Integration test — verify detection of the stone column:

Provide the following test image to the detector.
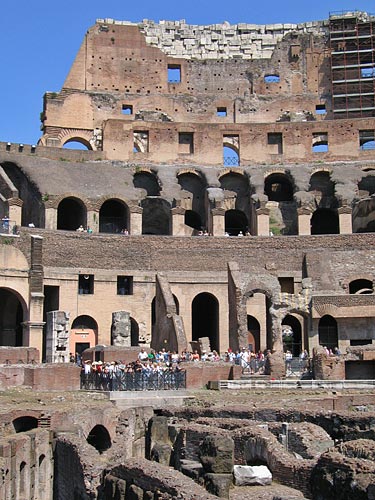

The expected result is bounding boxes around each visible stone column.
[211,208,225,236]
[338,206,353,234]
[256,207,270,236]
[27,235,45,360]
[111,311,131,347]
[87,210,99,233]
[129,206,143,235]
[171,207,186,236]
[7,197,23,227]
[45,311,70,363]
[44,206,57,230]
[297,207,312,235]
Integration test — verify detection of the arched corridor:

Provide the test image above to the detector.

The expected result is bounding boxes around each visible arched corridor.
[318,315,338,351]
[0,289,25,346]
[192,293,219,352]
[99,199,129,234]
[57,197,86,231]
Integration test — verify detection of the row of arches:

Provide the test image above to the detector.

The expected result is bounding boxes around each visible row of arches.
[56,196,344,236]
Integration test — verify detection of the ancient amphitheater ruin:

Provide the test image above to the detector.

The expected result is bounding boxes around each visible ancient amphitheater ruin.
[0,9,375,499]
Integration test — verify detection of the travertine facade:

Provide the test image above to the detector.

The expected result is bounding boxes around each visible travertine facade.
[0,11,374,369]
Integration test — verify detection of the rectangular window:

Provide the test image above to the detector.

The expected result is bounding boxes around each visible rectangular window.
[278,277,294,294]
[117,276,133,295]
[315,104,326,115]
[217,107,227,117]
[264,74,280,83]
[359,130,375,150]
[267,132,283,154]
[133,131,149,153]
[312,132,328,153]
[178,132,194,154]
[78,274,94,295]
[168,64,181,83]
[122,104,133,115]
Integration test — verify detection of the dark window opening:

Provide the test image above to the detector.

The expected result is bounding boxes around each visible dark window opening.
[217,107,227,117]
[311,208,339,235]
[78,275,94,295]
[318,315,338,352]
[86,425,111,454]
[168,64,181,83]
[122,104,133,115]
[267,132,283,154]
[185,210,202,230]
[278,277,294,294]
[57,197,86,231]
[349,279,373,295]
[225,209,248,236]
[264,173,293,202]
[13,416,38,433]
[178,132,194,154]
[350,339,372,346]
[117,276,133,295]
[192,293,219,352]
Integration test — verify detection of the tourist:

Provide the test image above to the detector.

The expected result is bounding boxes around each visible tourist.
[138,348,149,362]
[77,225,84,232]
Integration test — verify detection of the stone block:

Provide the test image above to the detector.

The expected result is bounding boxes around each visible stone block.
[199,435,234,473]
[205,473,232,498]
[233,465,272,486]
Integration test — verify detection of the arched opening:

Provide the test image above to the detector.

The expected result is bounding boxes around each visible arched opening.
[130,317,139,346]
[309,171,334,202]
[19,461,27,497]
[349,279,373,295]
[282,315,302,357]
[318,315,338,351]
[353,197,375,233]
[133,171,160,196]
[185,210,202,231]
[38,454,47,498]
[192,293,219,352]
[247,316,260,352]
[63,138,91,150]
[99,199,129,234]
[265,173,297,235]
[223,145,240,166]
[265,173,293,202]
[225,209,248,236]
[57,197,86,231]
[312,134,328,153]
[70,315,98,356]
[220,171,252,232]
[358,174,375,197]
[311,208,339,235]
[86,425,111,454]
[141,198,171,235]
[13,416,38,433]
[177,172,206,227]
[0,289,25,346]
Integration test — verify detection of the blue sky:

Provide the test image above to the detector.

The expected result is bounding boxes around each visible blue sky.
[0,0,374,145]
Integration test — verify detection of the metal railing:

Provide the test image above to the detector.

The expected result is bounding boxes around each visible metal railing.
[80,369,186,391]
[223,156,240,166]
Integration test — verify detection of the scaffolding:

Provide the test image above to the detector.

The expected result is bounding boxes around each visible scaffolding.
[329,11,375,118]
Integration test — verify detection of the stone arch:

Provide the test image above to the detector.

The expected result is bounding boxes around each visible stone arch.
[63,137,91,150]
[141,198,171,235]
[58,128,97,150]
[353,197,375,233]
[309,170,335,208]
[70,315,98,356]
[0,288,27,347]
[318,315,338,351]
[38,454,47,498]
[19,461,27,498]
[282,314,302,356]
[133,169,161,196]
[57,196,87,230]
[358,173,375,198]
[225,209,248,235]
[220,170,252,230]
[86,424,112,454]
[99,198,129,233]
[311,208,339,235]
[247,316,260,352]
[12,416,38,433]
[177,170,206,227]
[192,292,219,352]
[264,172,294,202]
[265,172,297,235]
